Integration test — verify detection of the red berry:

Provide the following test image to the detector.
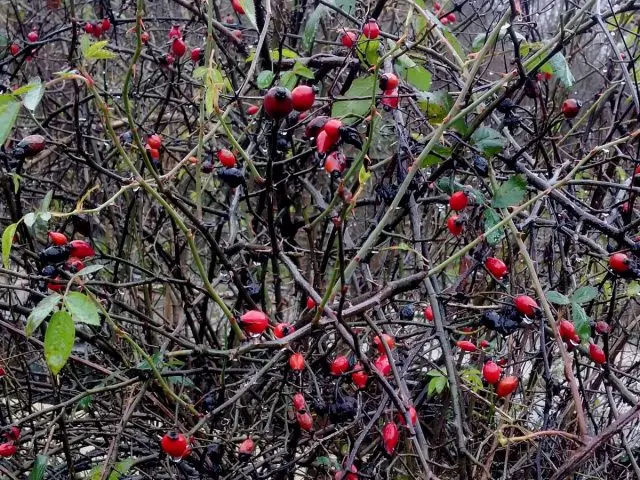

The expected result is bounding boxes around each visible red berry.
[374,355,391,376]
[84,23,94,34]
[340,30,358,48]
[609,252,630,274]
[69,239,95,259]
[559,320,576,341]
[291,85,315,111]
[148,148,160,160]
[514,295,539,317]
[330,355,349,376]
[304,116,329,138]
[160,432,189,458]
[589,343,606,364]
[238,437,254,456]
[381,422,399,455]
[351,364,368,388]
[362,19,380,39]
[65,257,85,273]
[168,25,182,40]
[544,71,552,80]
[396,406,418,426]
[373,334,395,354]
[456,340,477,352]
[324,118,343,141]
[335,464,358,480]
[141,32,150,43]
[172,38,187,57]
[485,257,507,279]
[47,276,65,292]
[246,104,259,115]
[289,352,305,371]
[217,149,236,168]
[480,339,490,349]
[561,98,581,119]
[434,2,441,10]
[381,88,399,109]
[292,392,306,411]
[9,43,19,56]
[92,22,103,37]
[306,296,316,309]
[3,426,20,442]
[496,376,518,397]
[263,86,293,119]
[440,17,449,25]
[273,322,294,338]
[324,151,346,175]
[191,47,203,62]
[48,231,68,246]
[240,310,269,335]
[296,411,313,431]
[379,73,399,91]
[482,361,501,384]
[595,321,610,334]
[0,367,4,377]
[447,215,464,235]
[446,12,457,23]
[316,131,336,155]
[101,18,111,31]
[449,191,469,211]
[232,0,245,14]
[147,134,162,149]
[27,30,39,42]
[165,54,175,65]
[0,443,17,457]
[424,305,434,321]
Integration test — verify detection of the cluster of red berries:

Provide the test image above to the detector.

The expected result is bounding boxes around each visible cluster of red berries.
[262,84,316,120]
[379,72,400,110]
[0,426,20,458]
[145,133,162,161]
[559,318,609,362]
[339,18,380,48]
[40,233,95,291]
[434,3,457,25]
[84,18,111,37]
[9,29,39,59]
[447,190,470,236]
[291,392,313,431]
[160,432,191,460]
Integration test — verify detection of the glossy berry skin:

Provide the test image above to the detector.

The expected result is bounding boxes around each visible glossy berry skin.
[480,339,490,348]
[9,43,20,56]
[291,85,315,111]
[496,376,518,397]
[240,310,269,334]
[381,88,399,109]
[434,2,441,10]
[238,437,254,456]
[147,134,162,149]
[341,31,358,48]
[48,232,68,246]
[324,118,343,141]
[482,361,501,384]
[424,305,434,321]
[92,23,103,38]
[514,295,539,317]
[485,257,507,279]
[191,48,203,63]
[316,131,336,155]
[589,343,606,364]
[84,23,94,34]
[161,432,189,458]
[447,215,464,236]
[147,148,160,160]
[362,19,380,39]
[397,406,418,426]
[168,25,182,40]
[289,352,305,371]
[379,73,399,91]
[351,364,368,388]
[13,134,46,159]
[217,149,236,168]
[595,321,610,334]
[609,252,630,274]
[0,443,17,457]
[561,99,581,119]
[292,393,306,411]
[456,340,477,352]
[449,191,468,211]
[141,32,150,43]
[382,422,399,455]
[324,151,346,175]
[330,355,349,376]
[273,322,294,338]
[373,334,395,354]
[69,240,95,259]
[101,18,111,31]
[305,296,316,309]
[232,0,245,14]
[27,30,39,42]
[172,38,187,57]
[246,104,259,115]
[559,320,576,341]
[3,426,20,442]
[374,355,391,376]
[446,12,457,23]
[296,411,313,431]
[263,87,293,119]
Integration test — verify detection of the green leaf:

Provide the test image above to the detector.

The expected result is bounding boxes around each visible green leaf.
[420,142,451,167]
[546,52,574,88]
[303,5,329,52]
[87,458,134,480]
[483,208,505,246]
[627,281,640,297]
[396,63,432,92]
[75,264,104,276]
[545,291,570,305]
[84,39,116,60]
[29,454,48,480]
[23,212,36,229]
[358,165,371,184]
[416,90,453,123]
[192,66,208,80]
[292,62,315,79]
[331,74,376,123]
[571,303,591,343]
[461,368,483,392]
[428,374,448,396]
[239,0,258,30]
[0,95,21,145]
[492,174,527,208]
[41,190,53,212]
[471,127,505,157]
[44,311,75,375]
[570,286,598,305]
[64,292,100,326]
[2,222,18,269]
[280,71,297,91]
[26,293,62,336]
[256,70,274,89]
[356,38,379,66]
[443,29,464,58]
[80,35,91,58]
[22,77,44,111]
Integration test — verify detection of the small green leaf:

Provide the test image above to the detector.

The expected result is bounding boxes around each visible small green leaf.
[22,77,44,111]
[571,303,591,343]
[0,95,21,145]
[356,38,379,66]
[331,74,376,123]
[420,143,451,167]
[546,52,575,88]
[492,174,527,208]
[85,40,116,60]
[41,190,53,212]
[396,63,432,92]
[64,292,100,326]
[2,222,18,269]
[26,293,62,336]
[627,281,640,297]
[303,5,329,52]
[238,0,258,30]
[358,165,371,184]
[280,71,297,91]
[416,90,453,123]
[471,127,505,157]
[570,286,598,305]
[44,311,75,375]
[29,454,48,480]
[545,291,570,305]
[192,66,208,80]
[23,212,36,228]
[292,62,315,79]
[256,70,274,89]
[428,374,448,396]
[483,208,505,246]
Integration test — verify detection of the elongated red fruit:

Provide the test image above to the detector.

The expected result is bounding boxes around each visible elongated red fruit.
[373,334,395,353]
[381,422,399,454]
[589,343,606,364]
[240,310,269,334]
[456,340,477,352]
[496,376,518,397]
[289,352,305,370]
[330,355,349,376]
[69,240,95,259]
[482,361,501,384]
[514,295,539,317]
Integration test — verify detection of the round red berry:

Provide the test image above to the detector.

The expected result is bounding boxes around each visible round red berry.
[379,73,399,91]
[609,252,630,274]
[291,85,315,112]
[191,47,203,62]
[289,352,305,370]
[482,360,501,384]
[168,25,182,40]
[273,322,294,338]
[485,257,507,279]
[330,355,349,376]
[496,376,518,397]
[147,134,162,149]
[589,343,606,364]
[240,310,269,335]
[160,432,189,458]
[449,191,468,211]
[362,19,380,39]
[447,215,464,235]
[263,86,293,119]
[217,149,236,168]
[27,30,39,42]
[514,295,539,317]
[561,98,581,119]
[306,296,316,309]
[172,38,187,57]
[340,30,358,48]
